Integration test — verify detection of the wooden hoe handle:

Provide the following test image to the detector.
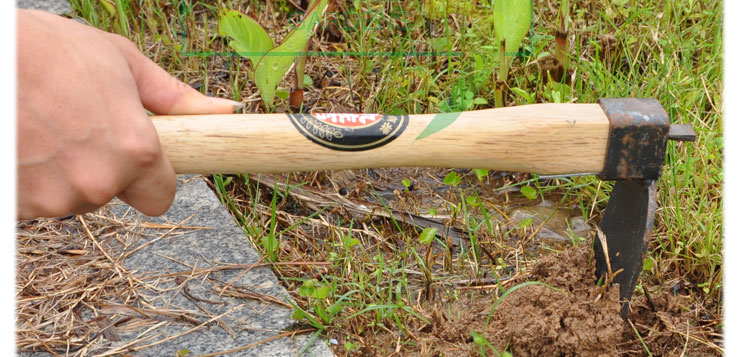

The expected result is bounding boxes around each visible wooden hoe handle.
[151,103,611,175]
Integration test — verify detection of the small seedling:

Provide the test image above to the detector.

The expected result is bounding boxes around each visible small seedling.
[492,0,532,106]
[543,80,572,103]
[219,0,329,111]
[401,178,413,192]
[444,172,462,187]
[520,185,538,200]
[642,256,655,272]
[510,87,536,104]
[419,227,438,245]
[299,278,330,299]
[416,80,487,140]
[343,235,360,250]
[292,279,356,329]
[466,195,481,207]
[519,217,533,229]
[261,184,280,261]
[438,80,489,113]
[344,341,360,352]
[471,330,506,357]
[473,168,489,182]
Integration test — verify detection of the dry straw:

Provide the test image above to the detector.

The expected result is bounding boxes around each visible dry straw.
[15,205,280,356]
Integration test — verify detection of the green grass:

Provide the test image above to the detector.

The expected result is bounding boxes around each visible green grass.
[69,0,722,354]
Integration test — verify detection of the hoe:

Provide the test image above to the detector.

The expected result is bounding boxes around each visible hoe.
[151,98,695,318]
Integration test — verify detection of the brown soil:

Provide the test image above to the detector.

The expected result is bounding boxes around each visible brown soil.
[402,243,722,356]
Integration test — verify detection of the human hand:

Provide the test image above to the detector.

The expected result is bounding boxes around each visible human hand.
[17,9,241,219]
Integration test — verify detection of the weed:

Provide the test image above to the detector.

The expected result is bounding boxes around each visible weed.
[492,0,533,106]
[219,0,328,111]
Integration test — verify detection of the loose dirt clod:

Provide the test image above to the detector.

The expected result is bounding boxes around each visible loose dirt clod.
[410,242,723,356]
[420,244,623,356]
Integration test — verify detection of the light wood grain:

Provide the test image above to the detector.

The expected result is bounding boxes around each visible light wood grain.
[151,103,610,175]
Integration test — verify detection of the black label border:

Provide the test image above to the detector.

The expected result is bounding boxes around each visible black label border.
[287,113,409,152]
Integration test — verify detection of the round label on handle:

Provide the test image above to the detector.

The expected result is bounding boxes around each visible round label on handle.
[287,113,408,151]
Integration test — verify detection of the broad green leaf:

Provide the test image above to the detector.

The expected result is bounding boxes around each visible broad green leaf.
[303,74,314,86]
[299,279,316,297]
[415,112,461,140]
[275,90,290,100]
[474,53,485,70]
[254,0,328,111]
[472,97,489,106]
[493,0,532,57]
[430,37,450,52]
[326,302,344,316]
[419,227,438,245]
[520,185,537,200]
[299,279,330,299]
[466,195,480,207]
[473,169,489,181]
[218,9,274,70]
[261,234,279,260]
[310,286,330,299]
[443,172,462,187]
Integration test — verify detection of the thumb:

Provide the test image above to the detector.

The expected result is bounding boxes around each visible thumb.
[109,35,242,115]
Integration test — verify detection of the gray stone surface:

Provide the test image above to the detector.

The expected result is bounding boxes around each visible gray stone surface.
[24,176,333,356]
[17,0,72,14]
[115,177,333,356]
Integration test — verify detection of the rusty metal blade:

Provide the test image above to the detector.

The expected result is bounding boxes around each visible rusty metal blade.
[593,180,658,319]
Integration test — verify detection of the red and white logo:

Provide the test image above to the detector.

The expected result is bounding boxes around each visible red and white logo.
[311,113,382,128]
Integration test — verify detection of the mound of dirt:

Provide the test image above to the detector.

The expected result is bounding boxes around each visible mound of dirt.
[423,244,624,356]
[410,242,722,356]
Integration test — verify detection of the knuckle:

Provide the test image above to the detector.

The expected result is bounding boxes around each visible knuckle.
[85,185,117,207]
[74,174,118,207]
[121,135,162,167]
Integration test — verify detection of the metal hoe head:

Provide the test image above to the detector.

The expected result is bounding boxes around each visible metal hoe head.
[593,99,695,319]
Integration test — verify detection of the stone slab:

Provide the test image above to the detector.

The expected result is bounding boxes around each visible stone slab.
[17,0,71,15]
[23,176,333,356]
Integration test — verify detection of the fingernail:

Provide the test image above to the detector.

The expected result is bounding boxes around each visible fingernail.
[209,97,244,113]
